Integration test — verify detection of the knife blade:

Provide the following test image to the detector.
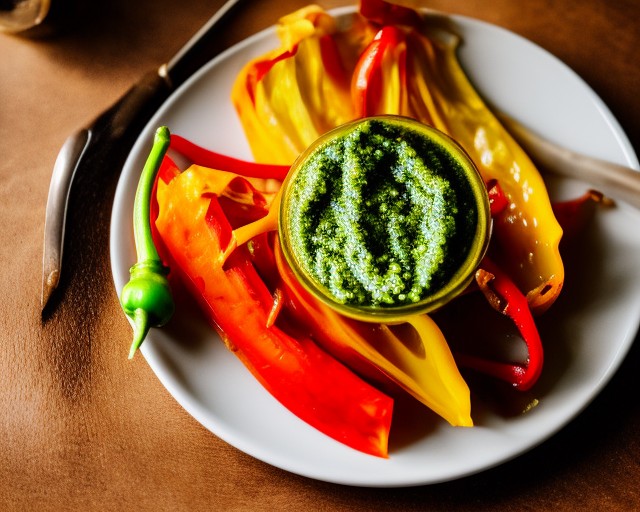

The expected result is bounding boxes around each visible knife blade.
[41,0,244,311]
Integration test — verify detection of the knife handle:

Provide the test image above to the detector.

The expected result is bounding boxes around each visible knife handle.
[41,70,172,309]
[41,0,245,312]
[42,128,90,305]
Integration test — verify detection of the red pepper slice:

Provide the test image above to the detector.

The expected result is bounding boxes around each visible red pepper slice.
[170,134,290,180]
[351,26,407,118]
[486,179,509,217]
[552,189,609,242]
[456,257,544,391]
[154,166,393,457]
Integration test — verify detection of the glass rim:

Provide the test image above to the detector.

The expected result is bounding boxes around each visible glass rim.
[278,115,491,322]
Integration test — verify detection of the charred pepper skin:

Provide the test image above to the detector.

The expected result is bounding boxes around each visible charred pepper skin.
[120,126,175,358]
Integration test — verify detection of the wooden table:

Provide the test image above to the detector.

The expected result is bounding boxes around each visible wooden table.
[1,0,639,509]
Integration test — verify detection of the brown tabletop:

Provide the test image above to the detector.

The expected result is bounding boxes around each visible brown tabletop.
[1,0,639,509]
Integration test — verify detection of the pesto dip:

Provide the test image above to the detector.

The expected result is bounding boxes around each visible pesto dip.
[280,116,489,315]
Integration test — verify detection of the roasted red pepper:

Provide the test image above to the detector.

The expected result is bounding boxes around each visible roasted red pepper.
[486,179,509,217]
[351,25,407,118]
[170,134,290,180]
[455,257,544,391]
[552,190,609,242]
[154,164,393,457]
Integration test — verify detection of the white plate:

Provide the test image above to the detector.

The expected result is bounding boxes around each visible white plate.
[110,7,640,487]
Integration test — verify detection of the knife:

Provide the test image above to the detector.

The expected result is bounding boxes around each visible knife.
[41,0,244,310]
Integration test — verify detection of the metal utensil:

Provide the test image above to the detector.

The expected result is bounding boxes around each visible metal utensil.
[500,114,640,209]
[41,0,243,310]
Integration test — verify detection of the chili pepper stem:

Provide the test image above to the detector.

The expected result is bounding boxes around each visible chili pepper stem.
[120,126,175,358]
[134,127,171,261]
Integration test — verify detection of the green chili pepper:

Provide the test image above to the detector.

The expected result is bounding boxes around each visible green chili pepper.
[120,126,174,359]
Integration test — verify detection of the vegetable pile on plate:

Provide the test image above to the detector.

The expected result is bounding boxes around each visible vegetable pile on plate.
[120,0,603,458]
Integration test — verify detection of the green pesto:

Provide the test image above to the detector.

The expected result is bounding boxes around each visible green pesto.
[287,119,478,307]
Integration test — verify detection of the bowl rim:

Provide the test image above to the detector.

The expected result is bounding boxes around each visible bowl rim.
[278,115,492,322]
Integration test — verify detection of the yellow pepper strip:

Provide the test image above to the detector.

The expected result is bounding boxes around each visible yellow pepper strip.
[232,186,282,251]
[231,6,355,164]
[172,165,281,263]
[185,164,251,196]
[275,240,473,427]
[407,30,564,312]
